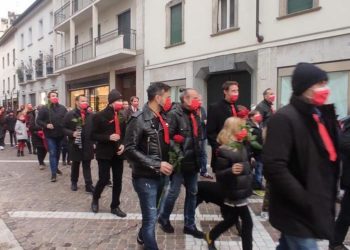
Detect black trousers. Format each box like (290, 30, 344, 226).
(26, 136, 32, 153)
(93, 156, 124, 209)
(9, 131, 17, 146)
(198, 181, 253, 250)
(36, 146, 47, 165)
(71, 160, 93, 186)
(331, 189, 350, 246)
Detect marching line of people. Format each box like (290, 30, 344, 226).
(0, 62, 350, 250)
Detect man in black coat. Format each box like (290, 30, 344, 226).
(329, 116, 350, 250)
(255, 88, 275, 127)
(158, 88, 204, 239)
(37, 91, 67, 182)
(90, 89, 127, 218)
(5, 111, 17, 147)
(263, 62, 340, 248)
(207, 81, 239, 172)
(124, 82, 173, 250)
(63, 95, 94, 193)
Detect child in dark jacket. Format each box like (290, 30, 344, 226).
(197, 117, 253, 250)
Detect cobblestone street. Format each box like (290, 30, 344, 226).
(0, 139, 348, 250)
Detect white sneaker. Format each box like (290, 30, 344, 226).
(0, 146, 4, 150)
(260, 212, 269, 221)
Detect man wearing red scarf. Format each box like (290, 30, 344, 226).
(158, 88, 204, 239)
(90, 89, 127, 218)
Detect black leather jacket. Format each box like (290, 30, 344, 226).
(255, 99, 273, 127)
(167, 104, 202, 173)
(216, 145, 253, 201)
(124, 104, 170, 179)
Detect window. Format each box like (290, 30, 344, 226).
(13, 75, 16, 90)
(8, 77, 10, 92)
(219, 0, 235, 30)
(28, 27, 32, 45)
(49, 12, 54, 31)
(278, 62, 350, 119)
(75, 35, 79, 46)
(12, 49, 15, 66)
(38, 19, 43, 38)
(3, 80, 5, 92)
(20, 33, 24, 50)
(279, 0, 319, 17)
(2, 57, 4, 69)
(89, 27, 93, 41)
(7, 53, 10, 66)
(170, 3, 183, 45)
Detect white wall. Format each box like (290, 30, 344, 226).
(144, 0, 350, 68)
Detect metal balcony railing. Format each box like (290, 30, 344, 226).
(72, 40, 93, 64)
(95, 29, 136, 50)
(54, 2, 70, 26)
(55, 50, 71, 70)
(72, 0, 94, 14)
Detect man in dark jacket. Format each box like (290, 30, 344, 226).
(124, 82, 173, 250)
(5, 111, 17, 147)
(329, 116, 350, 250)
(63, 95, 94, 193)
(255, 88, 275, 127)
(37, 91, 67, 182)
(263, 62, 340, 249)
(207, 81, 239, 172)
(90, 89, 127, 218)
(158, 88, 204, 239)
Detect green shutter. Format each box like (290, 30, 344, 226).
(170, 3, 182, 45)
(287, 0, 313, 14)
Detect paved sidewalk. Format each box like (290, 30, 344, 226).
(0, 141, 348, 250)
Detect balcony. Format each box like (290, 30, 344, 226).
(72, 0, 94, 14)
(55, 49, 71, 70)
(55, 2, 70, 26)
(73, 40, 93, 64)
(54, 29, 136, 73)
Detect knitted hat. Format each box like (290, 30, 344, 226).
(292, 62, 328, 96)
(108, 89, 123, 104)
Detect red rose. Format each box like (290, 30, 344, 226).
(173, 134, 185, 144)
(235, 128, 248, 142)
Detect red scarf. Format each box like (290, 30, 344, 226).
(156, 113, 170, 144)
(231, 104, 237, 117)
(114, 112, 121, 135)
(80, 110, 86, 125)
(190, 113, 198, 138)
(312, 114, 337, 162)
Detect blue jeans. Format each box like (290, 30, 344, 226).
(46, 137, 63, 175)
(160, 171, 198, 228)
(133, 178, 161, 250)
(199, 139, 208, 175)
(254, 155, 263, 189)
(277, 234, 319, 250)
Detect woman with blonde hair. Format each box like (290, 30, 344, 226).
(197, 117, 253, 250)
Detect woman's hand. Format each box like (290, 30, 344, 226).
(232, 163, 243, 175)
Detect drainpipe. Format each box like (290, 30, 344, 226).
(256, 0, 264, 43)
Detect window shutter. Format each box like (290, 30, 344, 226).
(170, 3, 183, 45)
(287, 0, 313, 14)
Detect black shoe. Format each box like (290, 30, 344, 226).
(51, 175, 57, 182)
(158, 218, 174, 233)
(183, 226, 204, 239)
(136, 228, 144, 245)
(111, 207, 127, 218)
(329, 245, 349, 250)
(107, 180, 112, 187)
(56, 169, 62, 175)
(85, 185, 95, 194)
(67, 161, 71, 165)
(91, 199, 99, 213)
(205, 233, 217, 250)
(63, 161, 67, 166)
(21, 151, 24, 156)
(17, 150, 20, 157)
(71, 182, 78, 191)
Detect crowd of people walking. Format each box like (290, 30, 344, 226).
(0, 62, 350, 250)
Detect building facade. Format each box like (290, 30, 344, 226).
(53, 0, 144, 110)
(144, 0, 350, 118)
(14, 0, 64, 107)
